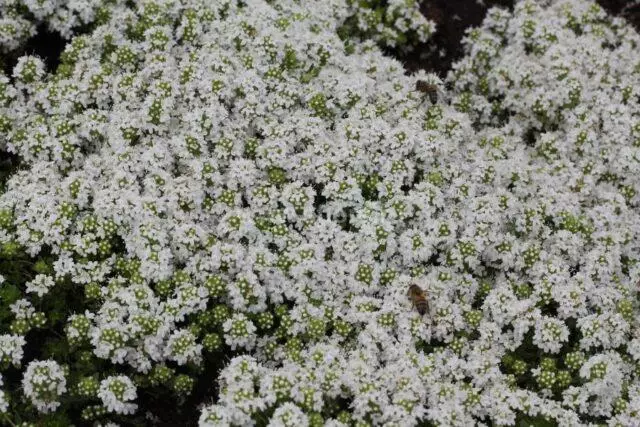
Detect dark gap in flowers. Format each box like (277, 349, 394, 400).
(312, 183, 326, 214)
(337, 207, 356, 232)
(387, 0, 515, 77)
(137, 351, 234, 426)
(427, 251, 441, 267)
(388, 0, 639, 78)
(3, 24, 66, 80)
(568, 264, 580, 276)
(597, 0, 640, 31)
(241, 194, 250, 208)
(523, 128, 537, 147)
(0, 151, 20, 191)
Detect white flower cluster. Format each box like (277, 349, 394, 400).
(97, 375, 137, 415)
(0, 0, 433, 57)
(0, 374, 7, 413)
(0, 0, 637, 425)
(342, 0, 435, 50)
(223, 313, 257, 351)
(0, 334, 25, 367)
(25, 273, 55, 297)
(21, 359, 66, 413)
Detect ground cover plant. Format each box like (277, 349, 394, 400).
(0, 0, 639, 426)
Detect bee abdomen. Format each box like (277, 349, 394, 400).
(415, 80, 439, 104)
(415, 299, 428, 315)
(427, 90, 438, 104)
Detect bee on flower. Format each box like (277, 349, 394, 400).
(413, 71, 446, 105)
(407, 283, 429, 316)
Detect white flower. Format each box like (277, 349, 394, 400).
(98, 375, 137, 415)
(533, 316, 569, 354)
(198, 404, 233, 426)
(9, 299, 35, 320)
(223, 313, 257, 351)
(25, 274, 56, 297)
(0, 334, 26, 367)
(0, 375, 7, 413)
(268, 402, 309, 427)
(164, 329, 202, 365)
(21, 360, 67, 413)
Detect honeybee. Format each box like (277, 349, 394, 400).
(416, 80, 439, 104)
(407, 284, 429, 316)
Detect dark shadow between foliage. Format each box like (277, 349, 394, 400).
(2, 24, 66, 79)
(391, 0, 639, 78)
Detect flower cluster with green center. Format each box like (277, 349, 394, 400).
(0, 0, 638, 426)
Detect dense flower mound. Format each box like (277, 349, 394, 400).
(0, 0, 433, 56)
(338, 0, 434, 50)
(0, 0, 638, 425)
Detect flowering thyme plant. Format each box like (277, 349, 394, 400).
(0, 0, 638, 426)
